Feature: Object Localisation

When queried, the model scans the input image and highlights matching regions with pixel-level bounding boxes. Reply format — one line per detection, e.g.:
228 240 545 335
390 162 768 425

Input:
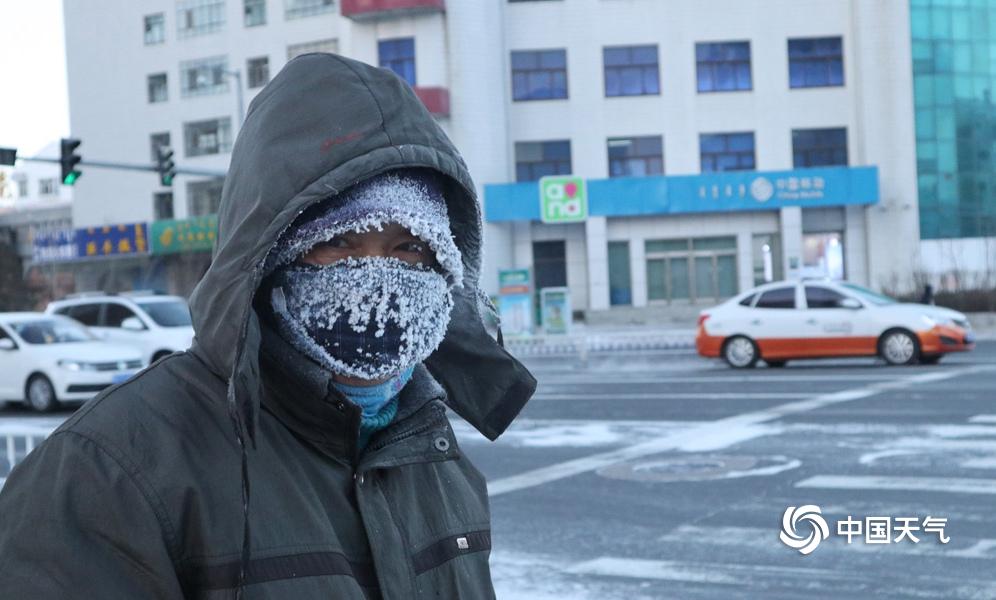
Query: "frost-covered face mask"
269 256 454 381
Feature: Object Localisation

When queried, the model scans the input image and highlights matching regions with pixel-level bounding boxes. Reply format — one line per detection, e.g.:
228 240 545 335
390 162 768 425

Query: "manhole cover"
597 454 799 482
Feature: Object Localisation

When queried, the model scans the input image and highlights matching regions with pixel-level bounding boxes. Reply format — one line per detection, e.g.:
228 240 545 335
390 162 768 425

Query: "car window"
805 286 850 309
841 283 897 306
10 319 95 344
104 303 140 328
755 286 796 309
66 303 101 326
136 300 192 327
738 293 757 307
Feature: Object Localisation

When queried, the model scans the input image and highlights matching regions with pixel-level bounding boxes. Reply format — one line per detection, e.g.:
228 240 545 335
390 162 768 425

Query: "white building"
0 141 73 264
62 0 921 320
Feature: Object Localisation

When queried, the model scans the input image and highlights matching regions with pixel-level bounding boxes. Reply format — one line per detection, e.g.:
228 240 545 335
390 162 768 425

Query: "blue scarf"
332 366 415 451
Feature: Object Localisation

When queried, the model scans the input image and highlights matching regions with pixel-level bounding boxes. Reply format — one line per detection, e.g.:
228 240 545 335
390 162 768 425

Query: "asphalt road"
1 343 994 599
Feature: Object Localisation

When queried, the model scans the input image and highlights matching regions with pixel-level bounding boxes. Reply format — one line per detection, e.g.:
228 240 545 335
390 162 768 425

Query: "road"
1 343 994 598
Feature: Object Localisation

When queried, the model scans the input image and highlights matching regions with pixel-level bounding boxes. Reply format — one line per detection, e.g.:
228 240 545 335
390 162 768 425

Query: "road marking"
535 374 909 385
796 475 996 495
969 415 996 424
487 365 993 497
564 556 996 597
532 392 810 401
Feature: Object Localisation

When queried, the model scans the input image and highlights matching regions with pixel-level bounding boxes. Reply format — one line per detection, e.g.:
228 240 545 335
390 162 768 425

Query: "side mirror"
839 298 862 310
0 338 16 350
121 317 146 331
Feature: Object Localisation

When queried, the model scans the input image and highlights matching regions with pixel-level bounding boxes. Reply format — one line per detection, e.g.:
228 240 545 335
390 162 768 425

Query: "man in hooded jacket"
0 53 536 599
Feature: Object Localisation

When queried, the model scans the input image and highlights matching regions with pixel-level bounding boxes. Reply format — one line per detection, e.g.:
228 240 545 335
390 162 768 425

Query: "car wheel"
26 375 58 412
878 329 920 366
919 354 943 365
765 360 788 368
723 336 759 369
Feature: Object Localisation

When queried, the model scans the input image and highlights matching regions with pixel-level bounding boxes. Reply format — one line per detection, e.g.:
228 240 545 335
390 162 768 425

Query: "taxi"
696 279 974 368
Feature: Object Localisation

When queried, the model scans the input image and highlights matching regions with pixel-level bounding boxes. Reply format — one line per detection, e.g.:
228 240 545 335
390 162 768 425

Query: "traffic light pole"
16 156 227 178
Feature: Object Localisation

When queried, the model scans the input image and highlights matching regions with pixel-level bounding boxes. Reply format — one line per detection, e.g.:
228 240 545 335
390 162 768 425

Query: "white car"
696 279 975 368
0 313 144 412
46 292 194 365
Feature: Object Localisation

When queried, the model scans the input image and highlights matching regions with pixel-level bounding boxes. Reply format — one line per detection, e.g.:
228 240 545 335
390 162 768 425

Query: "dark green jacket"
0 53 536 599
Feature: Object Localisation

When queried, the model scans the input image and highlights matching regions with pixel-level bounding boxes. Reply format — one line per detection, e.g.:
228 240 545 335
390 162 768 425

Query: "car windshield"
136 300 193 327
841 283 897 306
10 318 95 344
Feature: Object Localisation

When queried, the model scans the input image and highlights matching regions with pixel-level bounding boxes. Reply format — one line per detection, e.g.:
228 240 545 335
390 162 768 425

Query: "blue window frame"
789 36 844 88
792 128 848 167
379 38 416 87
607 136 663 177
603 45 659 97
515 140 572 182
511 49 568 101
700 132 755 172
696 41 752 92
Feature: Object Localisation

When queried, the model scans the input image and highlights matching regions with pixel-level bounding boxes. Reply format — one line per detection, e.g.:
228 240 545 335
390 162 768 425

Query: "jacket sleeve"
0 429 185 599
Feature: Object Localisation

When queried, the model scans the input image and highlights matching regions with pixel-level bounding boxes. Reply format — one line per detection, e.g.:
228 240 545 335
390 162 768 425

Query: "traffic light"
60 138 82 185
0 147 16 166
156 146 176 187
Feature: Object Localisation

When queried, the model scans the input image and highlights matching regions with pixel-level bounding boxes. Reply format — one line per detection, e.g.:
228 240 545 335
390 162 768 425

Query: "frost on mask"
269 256 454 380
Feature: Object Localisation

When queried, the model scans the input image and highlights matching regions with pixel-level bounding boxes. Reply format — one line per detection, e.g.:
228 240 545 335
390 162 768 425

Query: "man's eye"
316 237 349 249
398 241 428 254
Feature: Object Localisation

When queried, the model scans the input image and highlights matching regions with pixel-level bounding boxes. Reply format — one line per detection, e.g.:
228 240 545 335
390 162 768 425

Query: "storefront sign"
151 214 218 255
498 268 533 336
539 176 587 223
540 287 572 335
76 223 149 258
32 229 78 263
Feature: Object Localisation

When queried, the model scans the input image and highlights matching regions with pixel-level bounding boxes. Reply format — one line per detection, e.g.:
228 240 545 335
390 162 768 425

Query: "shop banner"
498 268 533 336
540 286 572 335
76 223 149 258
32 229 78 263
150 214 218 255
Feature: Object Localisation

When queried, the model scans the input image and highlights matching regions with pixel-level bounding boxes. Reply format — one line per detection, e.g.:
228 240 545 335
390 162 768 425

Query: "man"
0 53 536 599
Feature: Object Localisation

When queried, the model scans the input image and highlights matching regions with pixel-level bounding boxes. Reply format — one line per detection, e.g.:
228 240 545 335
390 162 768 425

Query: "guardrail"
0 422 60 488
503 329 696 357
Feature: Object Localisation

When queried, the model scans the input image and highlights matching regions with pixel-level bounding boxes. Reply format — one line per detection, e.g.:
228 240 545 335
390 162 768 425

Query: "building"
910 0 996 292
62 0 923 322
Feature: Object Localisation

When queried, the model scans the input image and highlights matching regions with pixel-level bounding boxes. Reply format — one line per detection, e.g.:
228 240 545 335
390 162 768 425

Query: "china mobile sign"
540 176 587 223
780 505 950 555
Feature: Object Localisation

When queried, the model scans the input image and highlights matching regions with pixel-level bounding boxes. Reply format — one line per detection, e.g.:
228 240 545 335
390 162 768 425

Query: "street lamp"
222 69 245 130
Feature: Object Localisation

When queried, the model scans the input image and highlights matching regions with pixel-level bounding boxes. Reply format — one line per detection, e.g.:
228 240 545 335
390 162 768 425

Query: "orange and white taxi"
696 279 974 368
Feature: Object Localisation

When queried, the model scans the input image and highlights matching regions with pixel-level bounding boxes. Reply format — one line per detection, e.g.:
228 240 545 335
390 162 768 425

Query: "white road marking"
487 365 993 497
796 475 996 495
535 374 908 385
532 392 810 401
969 415 996 424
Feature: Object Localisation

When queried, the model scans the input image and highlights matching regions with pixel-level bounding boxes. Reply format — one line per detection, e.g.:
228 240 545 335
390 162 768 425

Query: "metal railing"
0 422 60 489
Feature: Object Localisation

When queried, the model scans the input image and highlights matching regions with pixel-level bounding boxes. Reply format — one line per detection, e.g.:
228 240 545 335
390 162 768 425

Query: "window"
646 237 737 303
608 241 632 305
788 36 844 88
607 136 663 177
188 178 225 216
148 73 168 103
144 13 165 44
150 132 171 162
180 56 228 97
247 56 269 88
64 304 101 327
755 286 796 309
738 293 757 307
14 177 27 198
38 178 58 196
154 192 174 220
379 38 416 87
514 140 571 182
603 45 659 97
183 117 232 157
700 132 755 172
696 41 751 92
287 38 338 61
177 0 225 38
105 304 141 328
792 127 848 167
511 49 568 101
285 0 335 20
805 286 850 309
244 0 266 26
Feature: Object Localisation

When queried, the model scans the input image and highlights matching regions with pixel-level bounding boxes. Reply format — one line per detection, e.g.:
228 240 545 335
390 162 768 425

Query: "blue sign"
32 229 78 263
484 166 879 222
75 223 149 259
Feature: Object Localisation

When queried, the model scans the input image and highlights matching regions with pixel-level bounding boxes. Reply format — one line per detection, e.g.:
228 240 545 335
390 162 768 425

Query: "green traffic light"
63 171 80 186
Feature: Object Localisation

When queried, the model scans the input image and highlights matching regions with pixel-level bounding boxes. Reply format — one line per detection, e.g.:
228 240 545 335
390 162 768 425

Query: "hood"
896 303 967 322
187 53 536 446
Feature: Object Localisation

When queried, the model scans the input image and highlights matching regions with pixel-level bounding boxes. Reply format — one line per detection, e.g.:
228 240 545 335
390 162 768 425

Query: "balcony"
341 0 444 21
413 86 450 117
